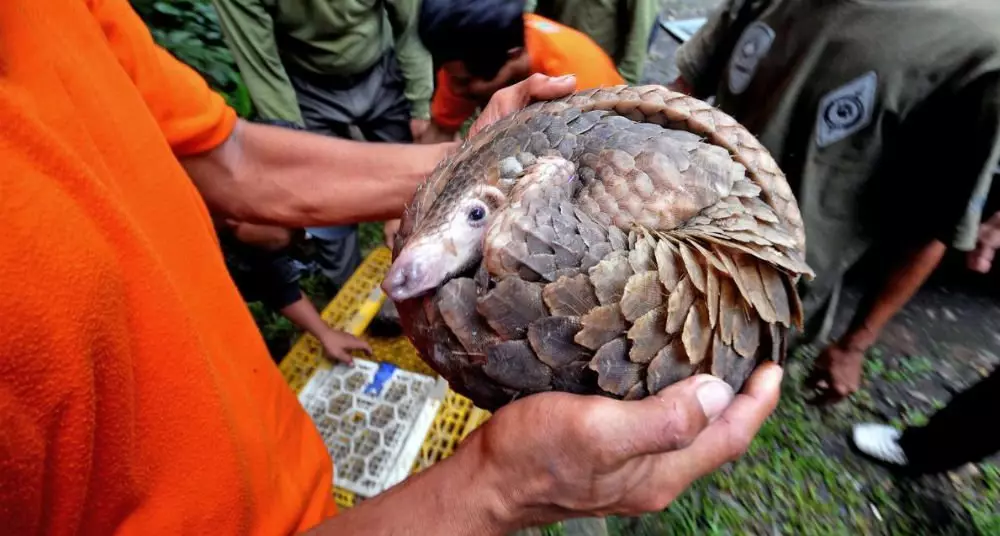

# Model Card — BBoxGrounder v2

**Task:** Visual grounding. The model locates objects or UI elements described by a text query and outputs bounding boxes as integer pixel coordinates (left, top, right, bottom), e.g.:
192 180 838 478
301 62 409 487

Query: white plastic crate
298 358 447 498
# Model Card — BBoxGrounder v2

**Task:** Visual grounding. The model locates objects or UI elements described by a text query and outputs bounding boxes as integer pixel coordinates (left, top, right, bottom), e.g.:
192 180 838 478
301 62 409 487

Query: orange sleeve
430 69 480 132
88 0 238 156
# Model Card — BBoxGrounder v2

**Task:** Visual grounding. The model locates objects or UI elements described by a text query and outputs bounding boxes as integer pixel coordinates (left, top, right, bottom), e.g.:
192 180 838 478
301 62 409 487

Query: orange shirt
430 13 626 131
0 1 335 534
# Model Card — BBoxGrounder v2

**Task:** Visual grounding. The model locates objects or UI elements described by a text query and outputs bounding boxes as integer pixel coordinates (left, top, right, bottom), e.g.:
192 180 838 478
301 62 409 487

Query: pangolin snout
383 257 425 302
383 244 452 302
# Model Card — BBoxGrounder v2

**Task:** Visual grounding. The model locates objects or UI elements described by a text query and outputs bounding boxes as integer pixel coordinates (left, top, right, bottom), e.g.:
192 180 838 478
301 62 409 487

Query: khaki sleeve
617 0 659 85
210 0 305 124
875 74 1000 251
674 0 756 98
386 0 434 120
933 77 1000 251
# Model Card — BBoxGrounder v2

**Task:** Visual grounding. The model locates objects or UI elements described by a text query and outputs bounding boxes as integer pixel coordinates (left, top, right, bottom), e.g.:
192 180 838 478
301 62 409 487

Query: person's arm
808 75 1000 404
616 0 659 85
182 125 455 226
181 74 578 228
307 364 783 535
968 209 1000 273
671 0 758 99
386 0 434 126
806 239 947 404
210 0 305 124
279 292 372 365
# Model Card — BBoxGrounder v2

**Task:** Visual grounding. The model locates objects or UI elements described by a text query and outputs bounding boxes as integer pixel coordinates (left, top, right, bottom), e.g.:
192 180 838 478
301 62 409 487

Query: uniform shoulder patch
815 71 878 149
727 21 776 95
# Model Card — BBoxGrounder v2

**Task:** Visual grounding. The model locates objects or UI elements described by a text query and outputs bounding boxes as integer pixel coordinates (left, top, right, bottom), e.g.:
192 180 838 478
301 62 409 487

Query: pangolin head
383 165 507 303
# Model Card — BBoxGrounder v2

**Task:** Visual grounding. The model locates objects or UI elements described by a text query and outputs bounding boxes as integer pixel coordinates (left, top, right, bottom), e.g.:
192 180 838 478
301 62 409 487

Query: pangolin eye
467 206 487 223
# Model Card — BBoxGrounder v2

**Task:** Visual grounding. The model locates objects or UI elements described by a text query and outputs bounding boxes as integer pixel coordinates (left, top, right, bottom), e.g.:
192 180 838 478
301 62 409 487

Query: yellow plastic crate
279 246 493 509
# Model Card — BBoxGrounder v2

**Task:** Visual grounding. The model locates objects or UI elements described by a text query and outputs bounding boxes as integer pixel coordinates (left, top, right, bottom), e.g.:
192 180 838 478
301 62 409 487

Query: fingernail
554 74 576 82
696 379 735 421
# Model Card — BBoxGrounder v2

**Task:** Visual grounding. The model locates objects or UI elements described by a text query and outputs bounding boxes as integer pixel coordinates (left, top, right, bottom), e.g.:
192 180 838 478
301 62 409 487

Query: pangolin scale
387 85 813 412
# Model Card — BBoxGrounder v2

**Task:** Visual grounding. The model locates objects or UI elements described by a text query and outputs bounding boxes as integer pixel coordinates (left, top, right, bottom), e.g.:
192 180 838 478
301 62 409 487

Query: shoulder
525 14 624 85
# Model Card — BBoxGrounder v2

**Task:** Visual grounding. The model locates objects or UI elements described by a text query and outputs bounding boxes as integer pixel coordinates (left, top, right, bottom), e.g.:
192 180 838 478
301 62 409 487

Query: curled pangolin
384 85 814 412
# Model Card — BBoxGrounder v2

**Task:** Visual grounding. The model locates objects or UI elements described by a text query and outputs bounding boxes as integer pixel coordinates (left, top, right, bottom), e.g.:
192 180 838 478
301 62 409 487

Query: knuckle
652 400 699 450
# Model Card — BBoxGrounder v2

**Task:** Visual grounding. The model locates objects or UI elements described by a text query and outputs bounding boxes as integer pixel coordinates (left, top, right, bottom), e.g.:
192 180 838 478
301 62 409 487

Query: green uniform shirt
211 0 432 124
676 0 1000 310
525 0 659 84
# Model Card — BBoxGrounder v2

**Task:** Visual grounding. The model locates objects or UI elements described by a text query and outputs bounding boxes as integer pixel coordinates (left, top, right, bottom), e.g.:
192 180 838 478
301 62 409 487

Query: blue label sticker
364 362 398 397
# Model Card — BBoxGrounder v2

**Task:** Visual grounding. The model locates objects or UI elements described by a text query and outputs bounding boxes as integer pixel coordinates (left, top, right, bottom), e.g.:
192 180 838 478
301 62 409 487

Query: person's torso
0 1 334 532
266 0 394 76
708 0 1000 292
524 14 626 88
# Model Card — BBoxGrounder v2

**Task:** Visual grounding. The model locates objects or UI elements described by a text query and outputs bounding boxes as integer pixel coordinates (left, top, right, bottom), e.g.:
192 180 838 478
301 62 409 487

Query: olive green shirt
676 0 1000 308
211 0 432 124
525 0 658 84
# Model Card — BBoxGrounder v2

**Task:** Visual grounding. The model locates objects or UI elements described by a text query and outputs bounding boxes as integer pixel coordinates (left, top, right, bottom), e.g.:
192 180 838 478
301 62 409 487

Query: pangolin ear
480 185 506 210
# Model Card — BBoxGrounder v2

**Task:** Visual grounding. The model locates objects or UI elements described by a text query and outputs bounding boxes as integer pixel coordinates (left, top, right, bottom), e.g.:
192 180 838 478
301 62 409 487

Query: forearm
838 239 947 350
307 438 519 536
279 292 331 339
181 120 457 227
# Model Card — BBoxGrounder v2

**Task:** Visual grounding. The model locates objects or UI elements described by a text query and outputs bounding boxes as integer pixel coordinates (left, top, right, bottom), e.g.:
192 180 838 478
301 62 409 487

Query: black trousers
899 367 1000 474
288 52 413 289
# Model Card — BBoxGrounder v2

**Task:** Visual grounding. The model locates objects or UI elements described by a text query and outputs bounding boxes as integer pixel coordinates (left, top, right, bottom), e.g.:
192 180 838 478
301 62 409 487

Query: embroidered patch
727 21 776 95
815 71 878 148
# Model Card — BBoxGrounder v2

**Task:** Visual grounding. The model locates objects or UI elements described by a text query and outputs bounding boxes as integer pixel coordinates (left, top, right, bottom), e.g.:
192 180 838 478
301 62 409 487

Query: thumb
601 375 735 460
523 73 578 101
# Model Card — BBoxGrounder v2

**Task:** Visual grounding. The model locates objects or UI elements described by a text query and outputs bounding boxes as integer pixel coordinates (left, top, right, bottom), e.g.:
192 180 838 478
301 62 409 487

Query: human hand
318 330 372 366
466 364 782 527
225 219 293 251
468 73 578 138
967 210 1000 273
804 342 865 405
416 122 461 144
383 219 402 251
410 118 431 141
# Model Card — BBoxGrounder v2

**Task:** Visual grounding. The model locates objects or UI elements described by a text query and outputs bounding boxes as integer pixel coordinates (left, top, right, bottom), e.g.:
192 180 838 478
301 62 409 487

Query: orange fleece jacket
430 13 626 131
0 1 335 533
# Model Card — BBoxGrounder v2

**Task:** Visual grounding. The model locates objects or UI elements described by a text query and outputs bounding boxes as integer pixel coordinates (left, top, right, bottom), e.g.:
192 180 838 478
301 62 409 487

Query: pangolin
383 85 814 412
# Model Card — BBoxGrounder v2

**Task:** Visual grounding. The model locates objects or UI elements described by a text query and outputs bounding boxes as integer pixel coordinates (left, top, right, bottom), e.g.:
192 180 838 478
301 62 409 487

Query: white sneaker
852 423 910 466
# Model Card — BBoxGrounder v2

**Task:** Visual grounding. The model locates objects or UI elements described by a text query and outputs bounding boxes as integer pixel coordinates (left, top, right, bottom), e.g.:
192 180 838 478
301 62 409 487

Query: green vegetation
131 0 254 117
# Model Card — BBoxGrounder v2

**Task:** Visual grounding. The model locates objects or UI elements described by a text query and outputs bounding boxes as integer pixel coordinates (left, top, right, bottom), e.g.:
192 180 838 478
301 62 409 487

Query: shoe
851 423 909 466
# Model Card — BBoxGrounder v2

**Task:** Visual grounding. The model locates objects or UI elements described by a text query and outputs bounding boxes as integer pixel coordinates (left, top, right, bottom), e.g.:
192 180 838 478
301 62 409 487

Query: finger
592 374 736 460
967 247 994 273
353 341 373 356
469 74 578 137
648 363 783 487
520 73 577 102
979 217 1000 247
803 367 827 390
331 351 354 366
